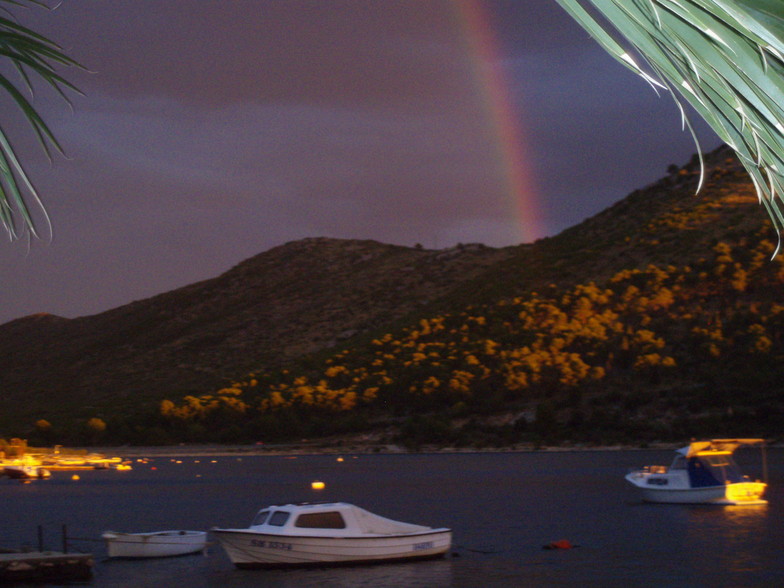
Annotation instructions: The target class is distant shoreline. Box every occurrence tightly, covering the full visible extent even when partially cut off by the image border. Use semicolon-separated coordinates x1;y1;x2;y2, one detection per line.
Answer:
90;442;683;459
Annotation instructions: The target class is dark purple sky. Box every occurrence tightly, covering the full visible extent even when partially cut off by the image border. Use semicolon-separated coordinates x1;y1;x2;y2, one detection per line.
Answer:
0;1;723;325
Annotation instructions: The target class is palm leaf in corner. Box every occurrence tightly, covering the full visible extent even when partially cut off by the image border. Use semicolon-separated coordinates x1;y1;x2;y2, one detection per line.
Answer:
0;0;83;241
556;0;784;252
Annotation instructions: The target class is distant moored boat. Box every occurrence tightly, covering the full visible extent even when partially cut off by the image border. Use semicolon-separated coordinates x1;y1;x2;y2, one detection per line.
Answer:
625;438;768;505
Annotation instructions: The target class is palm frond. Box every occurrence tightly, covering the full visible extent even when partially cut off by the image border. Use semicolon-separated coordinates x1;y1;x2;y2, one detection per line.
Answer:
0;0;83;241
557;0;784;253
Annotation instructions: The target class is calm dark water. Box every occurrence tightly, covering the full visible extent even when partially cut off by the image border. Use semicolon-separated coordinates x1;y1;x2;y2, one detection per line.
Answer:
3;449;783;587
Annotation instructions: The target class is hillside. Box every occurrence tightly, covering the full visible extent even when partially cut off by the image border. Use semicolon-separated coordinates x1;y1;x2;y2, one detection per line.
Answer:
0;238;515;428
1;144;782;444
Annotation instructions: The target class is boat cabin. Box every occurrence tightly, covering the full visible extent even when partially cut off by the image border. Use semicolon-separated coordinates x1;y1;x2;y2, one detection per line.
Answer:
669;446;747;488
248;502;435;537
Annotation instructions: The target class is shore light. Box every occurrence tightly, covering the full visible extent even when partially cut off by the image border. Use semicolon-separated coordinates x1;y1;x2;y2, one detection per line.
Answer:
71;474;80;481
311;480;326;490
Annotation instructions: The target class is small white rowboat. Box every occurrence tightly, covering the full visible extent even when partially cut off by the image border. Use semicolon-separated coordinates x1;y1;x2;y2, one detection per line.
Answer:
102;530;207;558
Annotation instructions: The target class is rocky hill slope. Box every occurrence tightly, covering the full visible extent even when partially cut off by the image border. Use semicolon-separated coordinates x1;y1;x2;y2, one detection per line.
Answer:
0;144;776;436
0;238;515;426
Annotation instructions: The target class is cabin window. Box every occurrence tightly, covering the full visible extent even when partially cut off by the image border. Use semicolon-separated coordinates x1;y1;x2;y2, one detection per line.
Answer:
671;456;686;470
268;511;291;527
294;512;347;529
252;510;270;526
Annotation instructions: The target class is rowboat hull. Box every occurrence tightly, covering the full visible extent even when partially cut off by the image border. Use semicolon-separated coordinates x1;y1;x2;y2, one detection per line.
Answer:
102;531;207;558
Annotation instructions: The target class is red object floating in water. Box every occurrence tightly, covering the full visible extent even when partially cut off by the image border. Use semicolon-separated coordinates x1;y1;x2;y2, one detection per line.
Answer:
544;539;575;550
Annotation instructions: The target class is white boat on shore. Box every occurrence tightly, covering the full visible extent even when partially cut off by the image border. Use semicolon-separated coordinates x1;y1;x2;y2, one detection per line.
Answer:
625;438;768;505
102;530;207;558
1;455;51;480
2;465;51;480
212;502;451;568
41;454;125;470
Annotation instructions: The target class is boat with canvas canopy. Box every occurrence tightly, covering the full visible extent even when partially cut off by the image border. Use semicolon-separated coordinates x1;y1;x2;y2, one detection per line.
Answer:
625;438;768;505
212;502;451;568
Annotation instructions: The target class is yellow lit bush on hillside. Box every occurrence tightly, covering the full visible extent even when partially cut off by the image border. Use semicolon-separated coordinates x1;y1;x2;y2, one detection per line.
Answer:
160;232;784;430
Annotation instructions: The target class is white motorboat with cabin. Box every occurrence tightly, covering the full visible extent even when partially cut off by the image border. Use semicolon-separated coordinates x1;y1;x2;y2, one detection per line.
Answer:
212;502;452;568
625;438;768;505
102;530;207;558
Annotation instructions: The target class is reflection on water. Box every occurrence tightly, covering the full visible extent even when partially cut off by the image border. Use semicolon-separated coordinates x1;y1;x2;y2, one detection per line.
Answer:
248;559;453;588
714;504;769;527
685;504;770;576
98;554;454;588
686;502;769;530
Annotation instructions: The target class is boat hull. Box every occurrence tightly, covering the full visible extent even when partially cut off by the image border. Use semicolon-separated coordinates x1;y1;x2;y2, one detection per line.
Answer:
627;475;766;505
212;528;452;568
102;531;207;558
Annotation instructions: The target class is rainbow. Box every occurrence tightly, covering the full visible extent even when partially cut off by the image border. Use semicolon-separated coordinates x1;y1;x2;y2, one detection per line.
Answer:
453;0;546;243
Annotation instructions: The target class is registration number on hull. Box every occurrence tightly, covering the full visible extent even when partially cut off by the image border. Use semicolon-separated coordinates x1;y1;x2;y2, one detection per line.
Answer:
250;539;293;551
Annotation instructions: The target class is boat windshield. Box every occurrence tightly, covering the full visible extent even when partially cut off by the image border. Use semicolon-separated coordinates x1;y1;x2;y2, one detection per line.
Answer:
268;511;291;527
252;510;270;526
701;454;744;482
688;453;744;486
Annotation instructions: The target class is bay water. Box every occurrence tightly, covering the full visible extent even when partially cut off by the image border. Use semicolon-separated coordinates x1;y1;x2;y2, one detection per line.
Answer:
3;449;783;587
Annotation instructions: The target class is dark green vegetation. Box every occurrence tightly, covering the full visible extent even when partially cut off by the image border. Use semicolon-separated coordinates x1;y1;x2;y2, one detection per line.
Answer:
2;146;783;447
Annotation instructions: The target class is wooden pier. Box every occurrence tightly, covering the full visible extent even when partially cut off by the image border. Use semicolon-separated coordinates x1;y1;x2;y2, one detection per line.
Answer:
0;550;93;583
